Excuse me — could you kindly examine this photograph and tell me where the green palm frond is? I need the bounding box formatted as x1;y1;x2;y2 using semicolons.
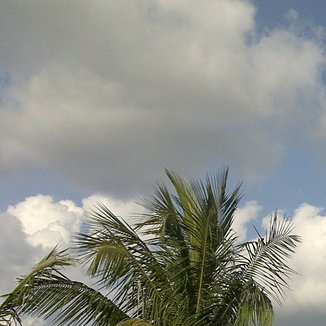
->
0;248;73;325
74;204;189;324
239;213;300;305
0;249;127;326
136;169;244;322
235;280;274;326
136;181;197;311
0;305;22;325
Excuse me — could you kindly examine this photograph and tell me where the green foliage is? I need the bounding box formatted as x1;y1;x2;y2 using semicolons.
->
115;318;152;326
0;169;300;325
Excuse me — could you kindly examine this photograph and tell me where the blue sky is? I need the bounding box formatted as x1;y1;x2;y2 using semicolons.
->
1;1;326;325
256;0;326;30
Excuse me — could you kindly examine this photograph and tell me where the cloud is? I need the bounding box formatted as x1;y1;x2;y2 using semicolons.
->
0;213;40;294
0;1;325;198
280;204;326;310
257;203;326;325
0;193;138;281
233;200;263;241
7;195;85;248
82;193;144;224
0;194;89;301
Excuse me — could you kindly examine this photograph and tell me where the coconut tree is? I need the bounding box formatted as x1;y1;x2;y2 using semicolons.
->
0;169;300;325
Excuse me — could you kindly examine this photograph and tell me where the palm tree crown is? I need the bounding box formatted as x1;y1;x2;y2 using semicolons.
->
0;169;300;325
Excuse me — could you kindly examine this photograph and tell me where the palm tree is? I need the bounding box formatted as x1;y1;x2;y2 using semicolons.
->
0;169;300;325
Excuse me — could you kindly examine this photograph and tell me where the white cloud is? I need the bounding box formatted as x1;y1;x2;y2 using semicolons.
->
233;200;263;241
82;193;142;219
251;28;326;119
7;195;85;248
267;203;326;325
5;193;141;251
280;204;326;309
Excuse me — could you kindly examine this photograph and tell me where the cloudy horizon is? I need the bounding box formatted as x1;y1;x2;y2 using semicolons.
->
1;0;326;324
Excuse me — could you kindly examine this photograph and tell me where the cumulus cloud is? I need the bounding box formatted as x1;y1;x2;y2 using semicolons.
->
0;193;138;284
0;1;325;198
7;195;85;248
257;203;326;325
0;196;82;300
279;204;326;310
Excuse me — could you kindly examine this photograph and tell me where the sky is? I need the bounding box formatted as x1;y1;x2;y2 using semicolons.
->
1;0;326;325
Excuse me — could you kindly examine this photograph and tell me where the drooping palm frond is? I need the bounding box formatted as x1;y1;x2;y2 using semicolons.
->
0;249;127;326
0;248;73;325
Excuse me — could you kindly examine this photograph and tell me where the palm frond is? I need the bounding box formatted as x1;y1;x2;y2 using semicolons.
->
74;204;189;324
136;169;243;320
0;249;127;326
239;213;301;304
235;280;273;326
